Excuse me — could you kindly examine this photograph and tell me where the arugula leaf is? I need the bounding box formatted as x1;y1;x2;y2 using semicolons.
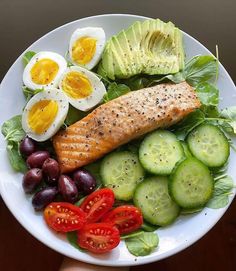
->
207;176;234;209
103;83;130;103
1;115;25;142
195;82;219;107
184;55;218;87
22;51;36;67
64;105;88;126
66;231;85;252
172;109;205;139
7;142;27;172
125;232;159;256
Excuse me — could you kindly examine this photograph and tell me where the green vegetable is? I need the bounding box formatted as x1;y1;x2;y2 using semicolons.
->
22;51;36;67
121;231;143;240
64;105;88;126
7;142;27;172
125;232;159;256
207;176;234;209
195;82;219;107
22;86;44;102
184;55;218;87
1;115;27;172
84;160;102;184
220;106;236;134
98;19;184;80
66;231;85;252
141;221;159;232
172;109;205;139
103;83;130;103
1;115;25;142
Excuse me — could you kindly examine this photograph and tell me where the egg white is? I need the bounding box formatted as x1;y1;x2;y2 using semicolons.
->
69;27;105;70
59;66;106;111
23;51;67;90
22;89;69;142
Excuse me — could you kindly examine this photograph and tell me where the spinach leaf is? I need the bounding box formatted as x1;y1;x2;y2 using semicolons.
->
181;207;203;215
206;194;229;209
22;86;44;102
103;83;130;103
7;141;27;172
123;76;150;90
64;105;88;126
141;221;159;232
121;231;143;240
1;115;27;172
22;51;36;67
195;82;219;107
220;106;236;134
125;232;159;257
184;55;218;87
84;160;102;184
172;109;205;139
1;115;25;142
66;231;85;252
207;176;234;209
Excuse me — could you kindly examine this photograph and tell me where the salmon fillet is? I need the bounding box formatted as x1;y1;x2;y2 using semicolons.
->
53;82;201;173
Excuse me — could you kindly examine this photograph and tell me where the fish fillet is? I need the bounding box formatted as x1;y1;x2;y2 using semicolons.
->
53;82;201;173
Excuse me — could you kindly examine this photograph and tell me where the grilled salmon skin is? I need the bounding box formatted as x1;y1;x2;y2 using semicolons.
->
53;82;200;172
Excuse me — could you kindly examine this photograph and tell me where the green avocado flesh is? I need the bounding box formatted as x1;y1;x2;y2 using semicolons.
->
98;19;185;80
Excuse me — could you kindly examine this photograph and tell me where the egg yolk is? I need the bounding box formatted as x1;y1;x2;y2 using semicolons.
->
28;100;58;134
30;58;59;85
72;36;97;65
62;71;93;99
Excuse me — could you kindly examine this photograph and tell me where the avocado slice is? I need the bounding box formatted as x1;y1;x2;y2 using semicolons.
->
98;18;185;79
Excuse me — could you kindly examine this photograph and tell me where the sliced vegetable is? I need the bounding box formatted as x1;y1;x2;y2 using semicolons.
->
101;151;144;201
78;223;120;253
139;130;184;175
44;202;86;232
102;205;143;234
187;124;230;167
134;176;180;226
170;158;214;208
80;188;114;222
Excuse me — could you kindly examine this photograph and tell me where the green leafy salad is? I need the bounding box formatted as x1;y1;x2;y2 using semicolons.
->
1;18;236;257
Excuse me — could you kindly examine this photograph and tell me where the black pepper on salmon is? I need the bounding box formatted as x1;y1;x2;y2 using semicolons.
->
53;82;201;173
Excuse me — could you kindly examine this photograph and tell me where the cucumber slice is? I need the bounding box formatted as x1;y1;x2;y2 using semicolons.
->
100;151;145;201
187;124;230;167
134;176;180;226
139;130;184;175
169;158;214;209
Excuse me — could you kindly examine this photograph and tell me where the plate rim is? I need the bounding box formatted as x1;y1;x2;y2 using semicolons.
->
0;13;235;267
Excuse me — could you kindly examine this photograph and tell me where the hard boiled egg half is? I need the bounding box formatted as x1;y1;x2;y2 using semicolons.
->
23;51;67;90
69;27;105;70
59;66;106;111
22;89;69;141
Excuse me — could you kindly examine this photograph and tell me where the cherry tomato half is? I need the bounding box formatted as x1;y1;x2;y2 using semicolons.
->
80;188;115;223
44;202;86;232
102;205;143;234
78;223;120;253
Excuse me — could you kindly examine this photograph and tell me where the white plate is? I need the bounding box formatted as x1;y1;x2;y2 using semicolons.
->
0;14;235;267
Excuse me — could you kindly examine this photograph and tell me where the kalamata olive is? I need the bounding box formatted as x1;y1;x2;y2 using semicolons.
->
32;186;58;211
22;168;43;193
42;158;60;184
58;175;78;203
73;169;96;195
20;136;36;157
26;151;50;168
